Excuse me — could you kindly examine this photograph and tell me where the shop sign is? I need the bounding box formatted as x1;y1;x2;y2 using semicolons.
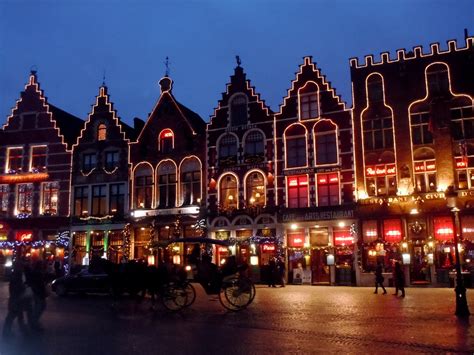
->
16;230;32;242
459;190;474;198
359;192;445;206
334;235;354;245
262;244;275;252
288;236;304;247
282;209;354;222
283;168;314;176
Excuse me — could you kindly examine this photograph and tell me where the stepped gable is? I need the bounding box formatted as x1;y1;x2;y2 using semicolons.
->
350;36;474;69
209;63;273;128
278;56;347;118
74;85;130;146
3;71;82;150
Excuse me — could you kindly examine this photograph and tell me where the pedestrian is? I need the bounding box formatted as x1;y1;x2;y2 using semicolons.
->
2;260;34;337
276;257;285;287
393;261;405;297
373;262;386;294
268;258;277;287
26;260;48;331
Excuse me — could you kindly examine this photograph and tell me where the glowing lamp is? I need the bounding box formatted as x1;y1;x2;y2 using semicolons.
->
250;256;259;266
185;265;192;271
327;254;335;266
147;255;155;265
402;253;411;265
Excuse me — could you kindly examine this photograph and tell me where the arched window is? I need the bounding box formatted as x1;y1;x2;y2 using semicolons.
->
244;130;265;163
413;148;436;193
367;75;383;102
157;161;176;208
314;120;337;165
180;157;201;206
230;94;247;126
246;171;265;207
218;134;238;167
298;82;319;119
134;165;153;209
285;125;307;168
220;174;238;210
426;63;449;97
98;124;107;141
159;129;174;153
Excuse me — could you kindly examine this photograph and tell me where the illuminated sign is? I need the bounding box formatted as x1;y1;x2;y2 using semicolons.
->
456;157;467;168
0;173;49;184
366;164;396;177
16;230;33;242
262;244;275;252
288;234;305;247
282;209;354;222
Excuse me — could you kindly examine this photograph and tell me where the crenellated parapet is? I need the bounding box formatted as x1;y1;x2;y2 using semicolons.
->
350;36;474;69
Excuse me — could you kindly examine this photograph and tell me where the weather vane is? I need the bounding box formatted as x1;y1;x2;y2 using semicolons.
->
102;69;106;86
165;56;171;77
236;55;241;67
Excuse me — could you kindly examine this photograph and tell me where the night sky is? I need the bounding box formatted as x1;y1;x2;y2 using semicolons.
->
1;0;472;127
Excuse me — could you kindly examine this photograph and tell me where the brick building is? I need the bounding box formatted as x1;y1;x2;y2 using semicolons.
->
351;35;474;286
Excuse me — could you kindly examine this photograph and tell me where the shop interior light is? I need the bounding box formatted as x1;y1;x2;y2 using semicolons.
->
291;223;298;230
250;256;259;266
338;222;345;227
410;208;419;215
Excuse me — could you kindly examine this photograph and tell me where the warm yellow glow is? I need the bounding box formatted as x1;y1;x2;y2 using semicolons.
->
291;223;298;230
250;256;259;266
410;208;419;215
338;222;345;228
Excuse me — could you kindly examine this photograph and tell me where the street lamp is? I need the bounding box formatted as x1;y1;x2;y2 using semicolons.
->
445;186;470;317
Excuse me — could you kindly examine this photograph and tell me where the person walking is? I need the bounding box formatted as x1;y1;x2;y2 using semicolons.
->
393;261;406;297
2;260;34;337
373;262;387;294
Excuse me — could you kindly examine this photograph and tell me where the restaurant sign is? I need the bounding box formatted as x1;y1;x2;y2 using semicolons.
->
282;209;354;222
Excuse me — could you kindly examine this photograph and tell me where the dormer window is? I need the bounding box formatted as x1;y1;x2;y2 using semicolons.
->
298;82;319;119
230;94;248;126
159;129;174;153
98;124;107;141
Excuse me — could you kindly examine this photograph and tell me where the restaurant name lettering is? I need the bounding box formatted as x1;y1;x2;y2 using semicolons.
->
359;192;446;205
282;209;354;222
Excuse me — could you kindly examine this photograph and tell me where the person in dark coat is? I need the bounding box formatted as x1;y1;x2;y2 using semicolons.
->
268;258;277;287
276;257;285;287
2;260;33;337
26;260;48;331
393;261;405;297
373;262;387;294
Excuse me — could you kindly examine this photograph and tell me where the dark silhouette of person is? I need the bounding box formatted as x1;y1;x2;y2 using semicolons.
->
374;262;387;294
197;254;219;293
3;260;33;337
26;260;48;331
268;258;277;287
276;257;285;287
393;261;405;297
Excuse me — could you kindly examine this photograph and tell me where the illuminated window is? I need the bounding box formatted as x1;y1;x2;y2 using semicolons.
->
244;130;265;158
454;142;474;189
362;220;378;243
218;134;238;167
74;186;89;216
220;174;238;210
7;148;23;173
427;64;449;97
433;216;454;241
365;162;397;197
410;112;433;145
134;165;153;209
82;153;97;172
285;125;307;168
159;129;174;153
98;124;107;141
230;94;248;126
315;120;337;165
17;183;33;215
246;172;265;207
157;161;176;208
333;226;353;246
105;151;119;170
413;148;436;193
298;82;319;119
287;175;308;208
91;185;107;216
451;106;474;140
0;185;8;212
109;183;125;214
180;158;201;206
30;146;47;171
316;173;339;206
383;219;402;243
41;182;58;215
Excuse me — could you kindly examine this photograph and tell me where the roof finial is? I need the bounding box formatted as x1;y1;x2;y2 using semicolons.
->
165;56;170;77
102;69;106;86
236;55;241;67
30;65;38;76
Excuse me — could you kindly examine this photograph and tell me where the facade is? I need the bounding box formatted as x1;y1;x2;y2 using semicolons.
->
351;36;474;286
129;76;206;265
274;57;355;285
206;63;278;282
0;71;83;268
70;85;139;266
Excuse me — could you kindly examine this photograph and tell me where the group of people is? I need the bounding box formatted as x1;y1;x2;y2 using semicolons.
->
3;258;55;337
267;257;285;288
374;261;405;297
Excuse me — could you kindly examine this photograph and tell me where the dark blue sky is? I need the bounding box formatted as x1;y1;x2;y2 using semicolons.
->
1;0;472;126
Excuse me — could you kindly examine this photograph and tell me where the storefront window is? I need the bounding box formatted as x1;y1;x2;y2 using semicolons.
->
365;163;397;196
433;216;454;241
414;159;437;192
362;220;378;243
287;175;308;208
383;219;403;243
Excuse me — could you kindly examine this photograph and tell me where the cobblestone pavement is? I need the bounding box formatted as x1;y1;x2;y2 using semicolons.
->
0;282;473;354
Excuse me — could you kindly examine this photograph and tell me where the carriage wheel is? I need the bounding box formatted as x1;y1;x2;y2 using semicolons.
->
161;284;188;311
183;282;196;307
219;277;254;311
